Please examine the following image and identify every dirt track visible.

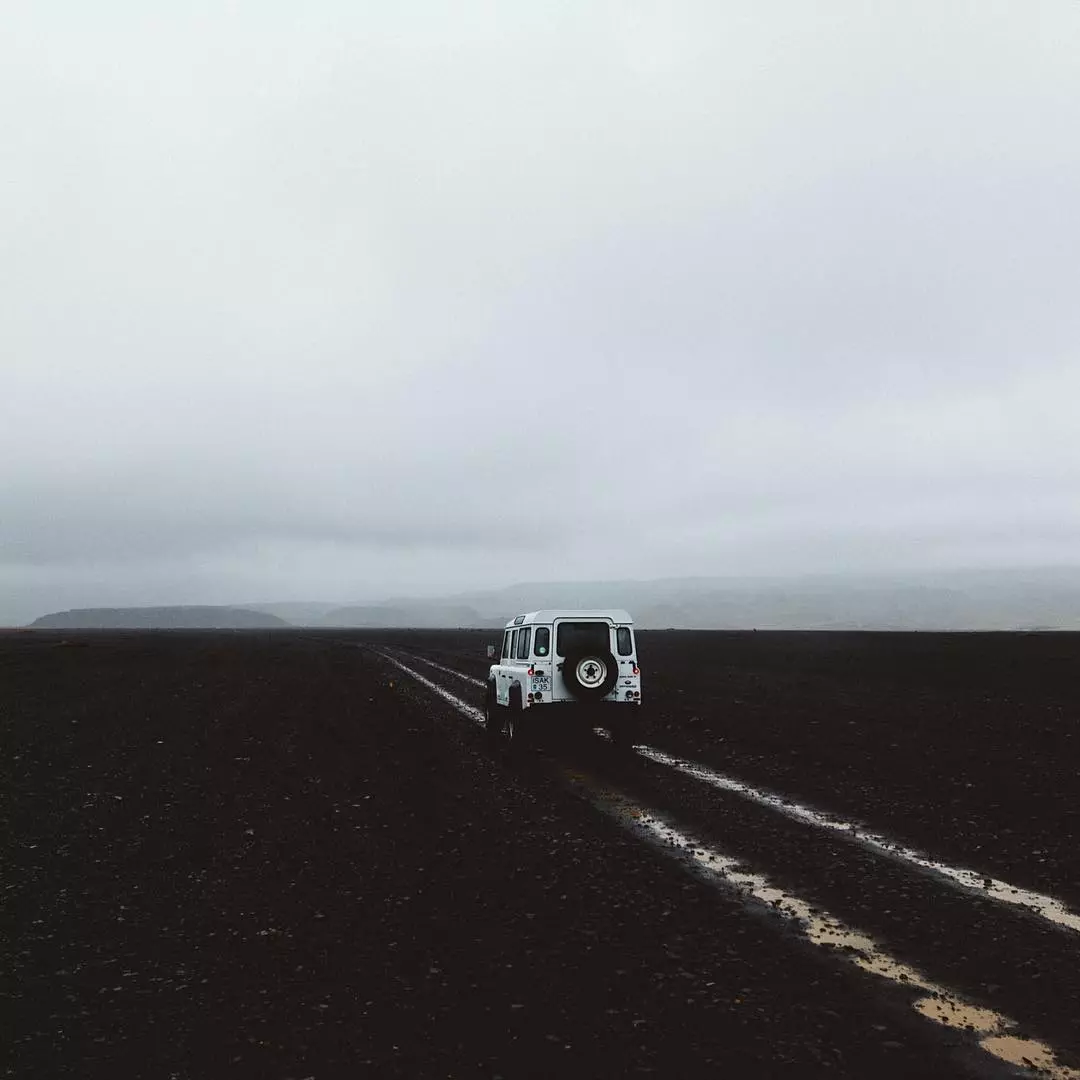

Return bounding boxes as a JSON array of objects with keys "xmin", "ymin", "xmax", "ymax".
[
  {"xmin": 365, "ymin": 629, "xmax": 1080, "ymax": 906},
  {"xmin": 5, "ymin": 630, "xmax": 1079, "ymax": 1078}
]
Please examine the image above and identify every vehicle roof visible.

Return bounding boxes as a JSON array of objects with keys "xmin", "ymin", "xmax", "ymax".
[{"xmin": 504, "ymin": 609, "xmax": 634, "ymax": 628}]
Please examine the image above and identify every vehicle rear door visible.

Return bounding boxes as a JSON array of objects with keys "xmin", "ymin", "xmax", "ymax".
[{"xmin": 552, "ymin": 617, "xmax": 615, "ymax": 701}]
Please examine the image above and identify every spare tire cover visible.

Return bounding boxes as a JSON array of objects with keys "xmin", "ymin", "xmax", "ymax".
[{"xmin": 562, "ymin": 650, "xmax": 619, "ymax": 700}]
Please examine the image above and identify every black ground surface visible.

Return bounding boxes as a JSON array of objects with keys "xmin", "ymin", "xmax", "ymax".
[
  {"xmin": 372, "ymin": 632, "xmax": 1080, "ymax": 1072},
  {"xmin": 5, "ymin": 630, "xmax": 1078, "ymax": 1079},
  {"xmin": 364, "ymin": 629, "xmax": 1080, "ymax": 909}
]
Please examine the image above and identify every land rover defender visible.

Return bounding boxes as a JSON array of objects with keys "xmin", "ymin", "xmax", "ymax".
[{"xmin": 483, "ymin": 609, "xmax": 642, "ymax": 747}]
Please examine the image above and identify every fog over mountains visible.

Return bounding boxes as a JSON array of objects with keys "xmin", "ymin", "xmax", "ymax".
[
  {"xmin": 30, "ymin": 607, "xmax": 288, "ymax": 630},
  {"xmin": 253, "ymin": 568, "xmax": 1080, "ymax": 631},
  {"xmin": 26, "ymin": 569, "xmax": 1080, "ymax": 630}
]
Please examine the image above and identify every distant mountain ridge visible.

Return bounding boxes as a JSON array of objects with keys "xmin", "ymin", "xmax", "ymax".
[
  {"xmin": 315, "ymin": 603, "xmax": 490, "ymax": 629},
  {"xmin": 246, "ymin": 568, "xmax": 1080, "ymax": 631},
  {"xmin": 30, "ymin": 606, "xmax": 287, "ymax": 629}
]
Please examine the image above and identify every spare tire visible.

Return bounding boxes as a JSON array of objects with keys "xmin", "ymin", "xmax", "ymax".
[{"xmin": 562, "ymin": 649, "xmax": 619, "ymax": 700}]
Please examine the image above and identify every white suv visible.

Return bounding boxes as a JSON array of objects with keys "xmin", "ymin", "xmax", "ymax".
[{"xmin": 483, "ymin": 609, "xmax": 642, "ymax": 747}]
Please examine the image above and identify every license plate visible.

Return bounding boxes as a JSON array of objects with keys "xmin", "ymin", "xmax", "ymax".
[{"xmin": 531, "ymin": 677, "xmax": 551, "ymax": 691}]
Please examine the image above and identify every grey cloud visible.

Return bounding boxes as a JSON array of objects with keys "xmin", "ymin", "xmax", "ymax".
[
  {"xmin": 1, "ymin": 456, "xmax": 557, "ymax": 566},
  {"xmin": 3, "ymin": 1, "xmax": 1080, "ymax": 622}
]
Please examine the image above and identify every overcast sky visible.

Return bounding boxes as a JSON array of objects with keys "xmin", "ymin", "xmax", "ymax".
[{"xmin": 3, "ymin": 1, "xmax": 1079, "ymax": 622}]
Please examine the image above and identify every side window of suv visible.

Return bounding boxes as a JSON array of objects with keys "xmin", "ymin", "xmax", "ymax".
[
  {"xmin": 516, "ymin": 626, "xmax": 532, "ymax": 660},
  {"xmin": 501, "ymin": 631, "xmax": 511, "ymax": 659},
  {"xmin": 534, "ymin": 627, "xmax": 550, "ymax": 656},
  {"xmin": 616, "ymin": 627, "xmax": 633, "ymax": 656},
  {"xmin": 510, "ymin": 629, "xmax": 518, "ymax": 658}
]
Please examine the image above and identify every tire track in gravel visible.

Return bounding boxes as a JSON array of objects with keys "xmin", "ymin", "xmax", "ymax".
[
  {"xmin": 392, "ymin": 650, "xmax": 1080, "ymax": 937},
  {"xmin": 359, "ymin": 628, "xmax": 1080, "ymax": 912},
  {"xmin": 380, "ymin": 648, "xmax": 1080, "ymax": 1080},
  {"xmin": 16, "ymin": 630, "xmax": 1064, "ymax": 1080}
]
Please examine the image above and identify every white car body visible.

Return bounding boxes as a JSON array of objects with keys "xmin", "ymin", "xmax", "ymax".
[{"xmin": 484, "ymin": 610, "xmax": 642, "ymax": 744}]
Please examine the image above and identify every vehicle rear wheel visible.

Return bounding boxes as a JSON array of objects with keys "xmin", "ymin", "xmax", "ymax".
[
  {"xmin": 504, "ymin": 685, "xmax": 528, "ymax": 748},
  {"xmin": 483, "ymin": 682, "xmax": 500, "ymax": 741}
]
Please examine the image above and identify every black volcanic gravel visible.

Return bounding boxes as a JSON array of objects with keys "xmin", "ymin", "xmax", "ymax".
[
  {"xmin": 1, "ymin": 631, "xmax": 1013, "ymax": 1078},
  {"xmin": 377, "ymin": 633, "xmax": 1080, "ymax": 1072},
  {"xmin": 361, "ymin": 628, "xmax": 1080, "ymax": 910}
]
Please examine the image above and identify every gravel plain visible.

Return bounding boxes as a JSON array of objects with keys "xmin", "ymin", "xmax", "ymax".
[{"xmin": 5, "ymin": 629, "xmax": 1079, "ymax": 1078}]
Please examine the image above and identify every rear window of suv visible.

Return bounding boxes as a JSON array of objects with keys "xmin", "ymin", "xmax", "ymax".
[
  {"xmin": 556, "ymin": 621, "xmax": 610, "ymax": 655},
  {"xmin": 616, "ymin": 627, "xmax": 633, "ymax": 655}
]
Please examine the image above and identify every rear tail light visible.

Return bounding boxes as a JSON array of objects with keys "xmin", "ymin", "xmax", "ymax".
[
  {"xmin": 528, "ymin": 666, "xmax": 534, "ymax": 676},
  {"xmin": 527, "ymin": 692, "xmax": 534, "ymax": 702},
  {"xmin": 632, "ymin": 663, "xmax": 639, "ymax": 675}
]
